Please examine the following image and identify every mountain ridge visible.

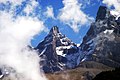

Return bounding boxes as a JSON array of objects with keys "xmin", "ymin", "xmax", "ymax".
[{"xmin": 35, "ymin": 5, "xmax": 120, "ymax": 73}]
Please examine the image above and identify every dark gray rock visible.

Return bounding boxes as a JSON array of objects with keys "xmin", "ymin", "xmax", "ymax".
[{"xmin": 96, "ymin": 6, "xmax": 110, "ymax": 21}]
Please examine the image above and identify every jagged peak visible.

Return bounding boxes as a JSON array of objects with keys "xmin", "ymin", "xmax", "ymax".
[
  {"xmin": 96, "ymin": 6, "xmax": 110, "ymax": 21},
  {"xmin": 49, "ymin": 26, "xmax": 60, "ymax": 36}
]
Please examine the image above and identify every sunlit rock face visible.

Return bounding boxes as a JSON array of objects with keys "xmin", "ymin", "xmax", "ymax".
[
  {"xmin": 80, "ymin": 6, "xmax": 120, "ymax": 68},
  {"xmin": 35, "ymin": 26, "xmax": 83, "ymax": 73}
]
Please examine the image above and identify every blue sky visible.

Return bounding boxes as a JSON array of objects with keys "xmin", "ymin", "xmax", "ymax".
[
  {"xmin": 0, "ymin": 0, "xmax": 118, "ymax": 47},
  {"xmin": 31, "ymin": 0, "xmax": 102, "ymax": 47}
]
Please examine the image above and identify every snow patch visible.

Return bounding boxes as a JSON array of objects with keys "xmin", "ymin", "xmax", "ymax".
[
  {"xmin": 81, "ymin": 57, "xmax": 87, "ymax": 62},
  {"xmin": 56, "ymin": 48, "xmax": 64, "ymax": 56},
  {"xmin": 56, "ymin": 45, "xmax": 75, "ymax": 57},
  {"xmin": 58, "ymin": 62, "xmax": 65, "ymax": 67},
  {"xmin": 86, "ymin": 40, "xmax": 93, "ymax": 44},
  {"xmin": 110, "ymin": 10, "xmax": 119, "ymax": 16},
  {"xmin": 0, "ymin": 75, "xmax": 3, "ymax": 79},
  {"xmin": 110, "ymin": 10, "xmax": 120, "ymax": 20},
  {"xmin": 60, "ymin": 39, "xmax": 68, "ymax": 45},
  {"xmin": 39, "ymin": 47, "xmax": 47, "ymax": 56},
  {"xmin": 104, "ymin": 30, "xmax": 114, "ymax": 34},
  {"xmin": 77, "ymin": 44, "xmax": 81, "ymax": 47}
]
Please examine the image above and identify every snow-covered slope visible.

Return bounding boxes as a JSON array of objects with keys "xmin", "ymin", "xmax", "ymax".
[{"xmin": 35, "ymin": 26, "xmax": 84, "ymax": 73}]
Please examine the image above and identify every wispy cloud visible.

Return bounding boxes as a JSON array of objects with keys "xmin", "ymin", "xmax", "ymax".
[
  {"xmin": 58, "ymin": 0, "xmax": 94, "ymax": 33},
  {"xmin": 23, "ymin": 0, "xmax": 39, "ymax": 16},
  {"xmin": 0, "ymin": 0, "xmax": 24, "ymax": 5},
  {"xmin": 44, "ymin": 6, "xmax": 55, "ymax": 19}
]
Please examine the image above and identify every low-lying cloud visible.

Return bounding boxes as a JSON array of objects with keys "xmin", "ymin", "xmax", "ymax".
[
  {"xmin": 44, "ymin": 6, "xmax": 55, "ymax": 19},
  {"xmin": 0, "ymin": 0, "xmax": 47, "ymax": 80}
]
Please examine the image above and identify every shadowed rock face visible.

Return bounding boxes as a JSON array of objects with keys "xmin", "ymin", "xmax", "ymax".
[
  {"xmin": 0, "ymin": 70, "xmax": 2, "ymax": 76},
  {"xmin": 96, "ymin": 6, "xmax": 110, "ymax": 21},
  {"xmin": 80, "ymin": 6, "xmax": 120, "ymax": 68},
  {"xmin": 35, "ymin": 26, "xmax": 62, "ymax": 72},
  {"xmin": 93, "ymin": 68, "xmax": 120, "ymax": 80}
]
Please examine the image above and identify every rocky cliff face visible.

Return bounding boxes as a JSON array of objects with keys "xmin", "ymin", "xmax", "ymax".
[
  {"xmin": 80, "ymin": 6, "xmax": 120, "ymax": 68},
  {"xmin": 35, "ymin": 26, "xmax": 84, "ymax": 73}
]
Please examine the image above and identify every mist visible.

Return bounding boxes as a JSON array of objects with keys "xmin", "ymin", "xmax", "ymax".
[{"xmin": 0, "ymin": 1, "xmax": 48, "ymax": 80}]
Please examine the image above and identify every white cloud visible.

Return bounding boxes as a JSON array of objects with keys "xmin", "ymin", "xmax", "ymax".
[
  {"xmin": 0, "ymin": 0, "xmax": 40, "ymax": 17},
  {"xmin": 0, "ymin": 0, "xmax": 24, "ymax": 6},
  {"xmin": 0, "ymin": 0, "xmax": 25, "ymax": 14},
  {"xmin": 44, "ymin": 6, "xmax": 55, "ymax": 19},
  {"xmin": 0, "ymin": 11, "xmax": 47, "ymax": 80},
  {"xmin": 23, "ymin": 0, "xmax": 38, "ymax": 16},
  {"xmin": 102, "ymin": 0, "xmax": 120, "ymax": 12},
  {"xmin": 58, "ymin": 0, "xmax": 94, "ymax": 33},
  {"xmin": 0, "ymin": 0, "xmax": 48, "ymax": 80}
]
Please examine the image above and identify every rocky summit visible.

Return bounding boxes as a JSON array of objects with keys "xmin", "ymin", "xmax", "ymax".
[{"xmin": 35, "ymin": 26, "xmax": 84, "ymax": 73}]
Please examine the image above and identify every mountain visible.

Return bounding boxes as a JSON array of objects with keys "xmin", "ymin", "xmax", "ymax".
[
  {"xmin": 45, "ymin": 6, "xmax": 120, "ymax": 80},
  {"xmin": 80, "ymin": 6, "xmax": 120, "ymax": 68},
  {"xmin": 35, "ymin": 26, "xmax": 84, "ymax": 73},
  {"xmin": 35, "ymin": 6, "xmax": 120, "ymax": 73}
]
